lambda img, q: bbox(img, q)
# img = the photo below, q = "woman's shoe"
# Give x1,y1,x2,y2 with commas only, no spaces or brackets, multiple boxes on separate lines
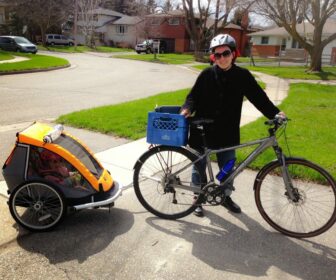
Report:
222,196,241,213
194,206,204,217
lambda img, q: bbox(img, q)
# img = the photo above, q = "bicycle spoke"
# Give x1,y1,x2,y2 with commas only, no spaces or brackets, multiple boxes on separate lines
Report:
134,146,204,219
255,159,336,238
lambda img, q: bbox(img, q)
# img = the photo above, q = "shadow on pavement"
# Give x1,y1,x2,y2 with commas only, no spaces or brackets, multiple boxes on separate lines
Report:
146,211,336,279
17,208,134,264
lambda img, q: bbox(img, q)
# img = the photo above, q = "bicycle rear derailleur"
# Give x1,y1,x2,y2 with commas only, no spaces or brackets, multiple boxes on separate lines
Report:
203,184,225,205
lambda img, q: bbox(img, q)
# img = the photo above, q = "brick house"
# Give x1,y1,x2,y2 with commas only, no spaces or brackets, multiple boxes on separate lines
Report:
140,10,190,53
143,10,254,54
249,19,336,64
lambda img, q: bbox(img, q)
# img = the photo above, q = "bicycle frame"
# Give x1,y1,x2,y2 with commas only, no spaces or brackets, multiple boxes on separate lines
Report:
167,133,287,193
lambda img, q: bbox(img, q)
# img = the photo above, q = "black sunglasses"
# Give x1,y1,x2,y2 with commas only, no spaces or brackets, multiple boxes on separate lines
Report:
214,50,232,59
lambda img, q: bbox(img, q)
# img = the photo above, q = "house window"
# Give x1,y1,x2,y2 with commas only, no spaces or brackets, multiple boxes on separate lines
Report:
0,13,4,24
116,25,127,34
151,18,161,25
168,18,180,25
291,39,302,49
281,38,286,51
261,36,269,44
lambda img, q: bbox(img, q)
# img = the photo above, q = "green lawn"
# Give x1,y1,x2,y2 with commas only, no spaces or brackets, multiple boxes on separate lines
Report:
0,51,14,61
245,65,336,80
239,83,336,178
38,45,132,53
57,89,189,139
0,53,69,73
194,64,336,80
57,83,336,178
114,53,196,64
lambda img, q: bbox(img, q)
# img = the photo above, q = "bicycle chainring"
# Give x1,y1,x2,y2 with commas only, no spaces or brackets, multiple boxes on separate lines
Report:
203,183,225,205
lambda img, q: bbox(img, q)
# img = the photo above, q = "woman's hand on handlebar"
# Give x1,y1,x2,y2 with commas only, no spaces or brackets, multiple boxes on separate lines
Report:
180,108,192,118
276,111,286,120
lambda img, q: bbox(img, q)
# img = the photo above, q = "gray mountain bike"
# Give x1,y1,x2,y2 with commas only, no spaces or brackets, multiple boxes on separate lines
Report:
133,117,336,238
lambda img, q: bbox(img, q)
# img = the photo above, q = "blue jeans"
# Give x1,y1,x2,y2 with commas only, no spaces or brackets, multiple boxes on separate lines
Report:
192,149,236,196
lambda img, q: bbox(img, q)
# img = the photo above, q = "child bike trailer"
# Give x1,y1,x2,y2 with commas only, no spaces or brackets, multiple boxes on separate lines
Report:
2,122,122,232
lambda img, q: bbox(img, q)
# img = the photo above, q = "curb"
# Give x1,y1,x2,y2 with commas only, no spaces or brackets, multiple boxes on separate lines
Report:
0,64,71,75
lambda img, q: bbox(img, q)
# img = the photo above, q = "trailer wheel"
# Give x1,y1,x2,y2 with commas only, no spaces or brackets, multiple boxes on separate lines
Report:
9,180,67,232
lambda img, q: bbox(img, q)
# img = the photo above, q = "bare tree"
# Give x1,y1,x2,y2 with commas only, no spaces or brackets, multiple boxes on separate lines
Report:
181,0,213,60
255,0,336,72
77,0,106,47
5,0,72,45
181,0,252,60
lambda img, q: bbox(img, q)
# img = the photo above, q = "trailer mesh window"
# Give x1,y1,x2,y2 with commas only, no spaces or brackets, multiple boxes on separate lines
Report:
54,134,103,178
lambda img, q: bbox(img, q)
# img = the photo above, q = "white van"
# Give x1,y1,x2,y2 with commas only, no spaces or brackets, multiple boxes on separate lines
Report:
46,34,74,46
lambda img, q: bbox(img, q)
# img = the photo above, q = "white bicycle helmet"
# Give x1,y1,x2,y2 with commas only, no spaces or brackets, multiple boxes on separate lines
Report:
210,34,236,52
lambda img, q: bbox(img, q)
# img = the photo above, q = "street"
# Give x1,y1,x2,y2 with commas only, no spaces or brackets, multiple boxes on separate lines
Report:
0,52,197,179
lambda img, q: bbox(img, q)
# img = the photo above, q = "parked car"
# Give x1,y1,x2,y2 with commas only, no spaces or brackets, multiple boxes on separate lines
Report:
135,39,167,54
0,36,38,54
46,34,74,46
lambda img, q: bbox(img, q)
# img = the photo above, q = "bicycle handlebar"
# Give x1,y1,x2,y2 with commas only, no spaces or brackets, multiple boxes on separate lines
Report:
264,115,289,136
264,115,288,126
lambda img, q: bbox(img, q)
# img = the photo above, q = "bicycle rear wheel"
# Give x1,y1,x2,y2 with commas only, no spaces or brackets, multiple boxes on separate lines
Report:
133,145,206,219
255,158,336,238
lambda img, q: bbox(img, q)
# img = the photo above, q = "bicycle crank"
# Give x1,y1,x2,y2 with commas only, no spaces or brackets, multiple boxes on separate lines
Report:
203,184,225,205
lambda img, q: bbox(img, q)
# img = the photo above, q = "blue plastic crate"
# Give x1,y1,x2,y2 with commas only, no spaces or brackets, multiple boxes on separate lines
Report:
147,112,188,146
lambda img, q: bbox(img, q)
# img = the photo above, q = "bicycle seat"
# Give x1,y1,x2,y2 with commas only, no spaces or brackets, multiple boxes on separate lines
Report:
189,118,214,127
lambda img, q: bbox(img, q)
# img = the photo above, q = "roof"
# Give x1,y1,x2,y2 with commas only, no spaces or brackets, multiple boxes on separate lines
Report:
91,8,125,17
113,16,142,25
146,10,185,18
249,19,336,37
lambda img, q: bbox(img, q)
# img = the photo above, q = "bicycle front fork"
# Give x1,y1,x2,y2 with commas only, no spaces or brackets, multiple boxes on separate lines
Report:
274,147,297,201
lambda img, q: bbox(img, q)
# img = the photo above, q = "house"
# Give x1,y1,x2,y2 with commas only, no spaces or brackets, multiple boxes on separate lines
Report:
0,0,10,34
143,10,254,54
249,19,336,64
73,8,142,47
142,10,189,53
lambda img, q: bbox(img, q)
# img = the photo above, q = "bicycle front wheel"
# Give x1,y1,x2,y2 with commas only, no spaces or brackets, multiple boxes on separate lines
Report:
133,145,206,219
255,158,336,238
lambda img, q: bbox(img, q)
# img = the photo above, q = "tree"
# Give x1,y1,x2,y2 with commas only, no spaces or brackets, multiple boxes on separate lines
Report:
5,0,72,45
181,0,253,60
77,0,106,47
162,0,174,12
255,0,336,72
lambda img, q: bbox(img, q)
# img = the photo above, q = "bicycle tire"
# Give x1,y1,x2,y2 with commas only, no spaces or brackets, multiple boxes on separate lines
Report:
9,180,67,232
133,145,206,219
254,157,336,238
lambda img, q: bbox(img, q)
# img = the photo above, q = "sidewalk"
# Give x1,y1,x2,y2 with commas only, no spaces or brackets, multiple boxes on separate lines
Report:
0,72,289,246
0,56,29,64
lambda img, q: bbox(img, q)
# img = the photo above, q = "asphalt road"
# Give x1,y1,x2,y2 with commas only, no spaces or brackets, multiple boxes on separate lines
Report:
0,51,197,125
0,51,197,179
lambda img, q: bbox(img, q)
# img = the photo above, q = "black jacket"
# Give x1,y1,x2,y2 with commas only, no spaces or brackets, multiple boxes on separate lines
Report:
182,64,280,149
